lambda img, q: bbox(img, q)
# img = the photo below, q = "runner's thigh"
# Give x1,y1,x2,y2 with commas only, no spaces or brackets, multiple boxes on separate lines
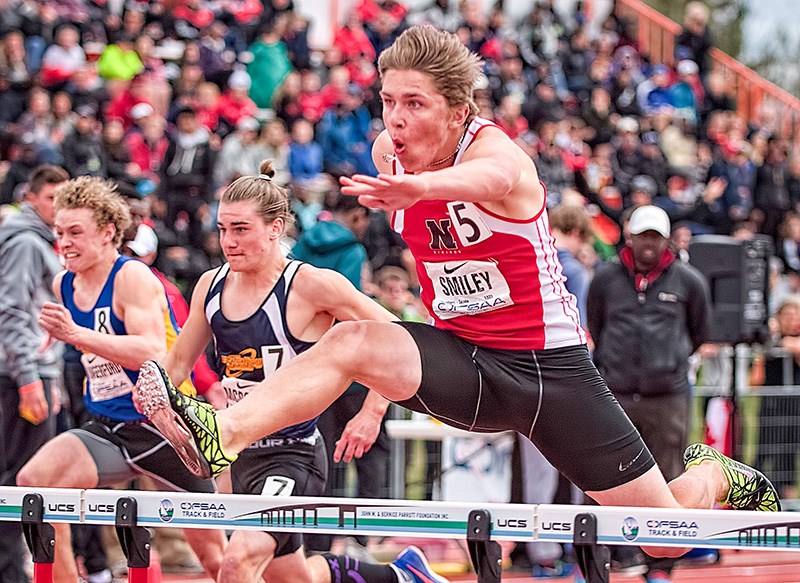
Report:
527,345,655,492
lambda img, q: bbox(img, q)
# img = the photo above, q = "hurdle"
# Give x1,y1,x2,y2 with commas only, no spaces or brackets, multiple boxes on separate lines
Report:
3,486,800,583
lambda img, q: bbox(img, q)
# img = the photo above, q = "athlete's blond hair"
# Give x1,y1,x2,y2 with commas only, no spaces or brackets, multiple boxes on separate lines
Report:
222,159,294,228
54,176,131,248
378,25,482,119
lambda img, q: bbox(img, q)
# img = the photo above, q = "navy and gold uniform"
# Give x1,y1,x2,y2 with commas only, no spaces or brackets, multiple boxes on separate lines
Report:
205,260,327,556
62,255,213,492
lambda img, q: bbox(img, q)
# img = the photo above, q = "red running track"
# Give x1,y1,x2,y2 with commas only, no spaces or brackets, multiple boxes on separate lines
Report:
144,549,800,583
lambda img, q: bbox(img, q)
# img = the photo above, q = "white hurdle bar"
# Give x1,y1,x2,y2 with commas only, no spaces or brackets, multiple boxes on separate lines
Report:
1,486,799,550
3,486,800,582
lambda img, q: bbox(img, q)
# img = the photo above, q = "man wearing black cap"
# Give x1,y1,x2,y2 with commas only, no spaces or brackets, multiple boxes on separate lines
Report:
587,205,712,583
159,105,216,248
61,105,105,178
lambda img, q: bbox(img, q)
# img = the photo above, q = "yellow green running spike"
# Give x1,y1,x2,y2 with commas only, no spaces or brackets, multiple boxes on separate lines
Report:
137,360,237,479
683,443,780,512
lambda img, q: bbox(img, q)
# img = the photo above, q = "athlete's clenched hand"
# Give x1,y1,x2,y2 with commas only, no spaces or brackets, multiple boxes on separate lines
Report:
38,301,81,345
340,173,429,212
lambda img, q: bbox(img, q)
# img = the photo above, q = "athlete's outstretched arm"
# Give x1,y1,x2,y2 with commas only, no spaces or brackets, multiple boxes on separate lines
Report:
341,127,534,212
41,262,167,370
293,265,397,325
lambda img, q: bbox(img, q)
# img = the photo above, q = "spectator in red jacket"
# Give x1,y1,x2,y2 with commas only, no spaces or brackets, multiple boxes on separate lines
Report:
194,81,221,133
345,51,378,88
297,69,328,123
222,0,263,29
173,0,216,39
40,24,85,88
105,74,152,131
357,0,408,27
216,70,257,135
319,66,351,110
126,115,169,181
333,12,376,62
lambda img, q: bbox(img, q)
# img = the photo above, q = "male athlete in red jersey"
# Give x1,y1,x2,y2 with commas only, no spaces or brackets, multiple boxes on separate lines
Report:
136,26,779,567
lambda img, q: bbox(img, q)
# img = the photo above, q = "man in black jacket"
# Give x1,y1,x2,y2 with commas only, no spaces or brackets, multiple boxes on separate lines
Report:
159,105,215,248
587,205,712,583
61,105,105,178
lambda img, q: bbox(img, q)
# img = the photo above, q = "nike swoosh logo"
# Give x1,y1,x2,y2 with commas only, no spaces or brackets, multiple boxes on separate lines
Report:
443,262,468,275
619,448,645,472
185,406,216,439
86,355,97,363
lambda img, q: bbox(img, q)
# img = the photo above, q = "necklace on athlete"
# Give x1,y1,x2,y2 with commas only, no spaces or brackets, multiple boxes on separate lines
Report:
427,125,470,169
381,124,470,168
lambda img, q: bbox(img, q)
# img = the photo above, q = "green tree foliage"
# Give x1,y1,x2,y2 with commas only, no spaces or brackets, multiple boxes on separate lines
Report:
742,25,800,97
642,0,745,58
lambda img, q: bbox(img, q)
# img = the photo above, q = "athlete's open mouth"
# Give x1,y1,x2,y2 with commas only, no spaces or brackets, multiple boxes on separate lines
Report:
392,139,406,155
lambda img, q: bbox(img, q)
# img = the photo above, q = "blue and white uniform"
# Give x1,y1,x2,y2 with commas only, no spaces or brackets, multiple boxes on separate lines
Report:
62,255,214,492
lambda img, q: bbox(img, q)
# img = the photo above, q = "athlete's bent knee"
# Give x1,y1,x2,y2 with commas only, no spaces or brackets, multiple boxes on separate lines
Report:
318,321,380,369
16,461,47,488
218,535,274,583
184,533,224,578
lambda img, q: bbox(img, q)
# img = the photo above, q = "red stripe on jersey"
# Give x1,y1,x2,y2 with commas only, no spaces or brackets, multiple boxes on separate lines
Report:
475,182,548,224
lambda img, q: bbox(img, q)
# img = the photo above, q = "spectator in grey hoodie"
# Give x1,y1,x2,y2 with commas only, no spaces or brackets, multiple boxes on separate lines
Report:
214,116,268,187
0,164,68,582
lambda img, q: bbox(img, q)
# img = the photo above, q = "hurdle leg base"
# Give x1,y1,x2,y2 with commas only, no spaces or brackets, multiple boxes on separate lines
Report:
573,512,610,583
467,509,503,583
115,496,152,583
21,493,56,583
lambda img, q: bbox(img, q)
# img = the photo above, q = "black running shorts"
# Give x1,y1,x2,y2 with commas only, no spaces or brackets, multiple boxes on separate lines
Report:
231,437,328,557
394,322,655,492
75,417,216,493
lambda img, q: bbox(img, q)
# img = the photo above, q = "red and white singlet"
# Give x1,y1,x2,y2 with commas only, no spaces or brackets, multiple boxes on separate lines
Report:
390,117,586,351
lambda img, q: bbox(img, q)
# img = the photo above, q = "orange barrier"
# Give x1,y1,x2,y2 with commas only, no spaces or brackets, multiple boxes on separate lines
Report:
614,0,800,142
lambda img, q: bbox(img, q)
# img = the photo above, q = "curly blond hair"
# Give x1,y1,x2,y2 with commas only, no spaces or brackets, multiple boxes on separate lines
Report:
54,177,131,248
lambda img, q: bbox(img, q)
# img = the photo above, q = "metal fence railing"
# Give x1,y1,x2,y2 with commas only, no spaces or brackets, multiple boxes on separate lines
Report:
614,0,800,142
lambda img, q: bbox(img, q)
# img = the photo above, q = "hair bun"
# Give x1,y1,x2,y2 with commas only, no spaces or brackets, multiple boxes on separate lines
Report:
258,159,276,178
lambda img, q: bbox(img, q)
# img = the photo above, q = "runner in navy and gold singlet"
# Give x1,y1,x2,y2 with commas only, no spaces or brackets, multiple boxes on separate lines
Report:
138,160,447,583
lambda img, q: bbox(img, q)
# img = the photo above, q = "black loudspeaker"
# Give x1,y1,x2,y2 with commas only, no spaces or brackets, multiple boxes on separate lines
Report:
688,235,772,344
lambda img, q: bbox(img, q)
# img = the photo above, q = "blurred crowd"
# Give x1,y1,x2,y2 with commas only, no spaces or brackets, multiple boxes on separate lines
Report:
2,0,800,307
4,0,800,579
